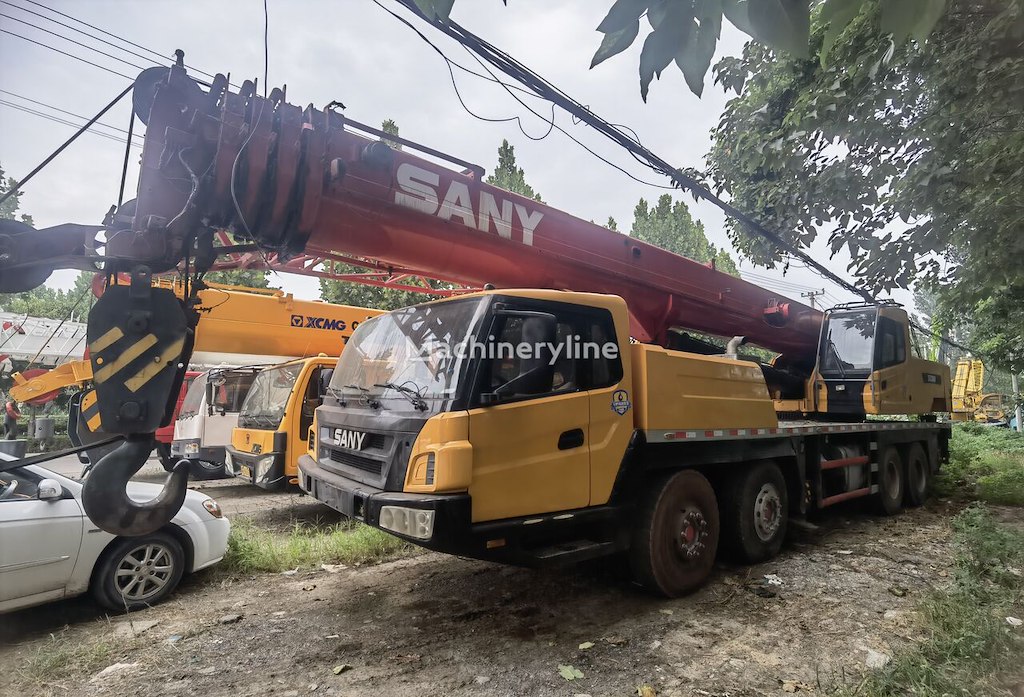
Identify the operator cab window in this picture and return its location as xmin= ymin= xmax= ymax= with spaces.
xmin=876 ymin=317 xmax=907 ymax=369
xmin=484 ymin=305 xmax=622 ymax=404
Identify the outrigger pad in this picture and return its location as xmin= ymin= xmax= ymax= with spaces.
xmin=87 ymin=275 xmax=188 ymax=434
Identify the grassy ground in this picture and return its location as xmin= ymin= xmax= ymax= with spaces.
xmin=845 ymin=424 xmax=1024 ymax=696
xmin=936 ymin=423 xmax=1024 ymax=506
xmin=221 ymin=518 xmax=414 ymax=574
xmin=847 ymin=505 xmax=1024 ymax=696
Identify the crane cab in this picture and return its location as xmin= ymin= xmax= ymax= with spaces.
xmin=791 ymin=303 xmax=950 ymax=418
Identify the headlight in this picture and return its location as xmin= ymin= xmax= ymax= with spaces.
xmin=202 ymin=499 xmax=223 ymax=518
xmin=184 ymin=441 xmax=199 ymax=455
xmin=379 ymin=506 xmax=434 ymax=540
xmin=256 ymin=455 xmax=275 ymax=479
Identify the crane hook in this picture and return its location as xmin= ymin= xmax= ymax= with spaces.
xmin=82 ymin=435 xmax=189 ymax=536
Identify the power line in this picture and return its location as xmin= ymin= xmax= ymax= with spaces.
xmin=0 ymin=0 xmax=166 ymax=70
xmin=0 ymin=82 xmax=136 ymax=206
xmin=0 ymin=100 xmax=138 ymax=147
xmin=0 ymin=29 xmax=134 ymax=80
xmin=0 ymin=89 xmax=143 ymax=141
xmin=15 ymin=0 xmax=219 ymax=81
xmin=0 ymin=11 xmax=150 ymax=73
xmin=390 ymin=0 xmax=874 ymax=303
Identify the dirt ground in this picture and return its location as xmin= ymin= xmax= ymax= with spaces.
xmin=2 ymin=474 xmax=991 ymax=697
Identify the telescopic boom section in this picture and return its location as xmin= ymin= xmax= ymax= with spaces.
xmin=114 ymin=65 xmax=822 ymax=359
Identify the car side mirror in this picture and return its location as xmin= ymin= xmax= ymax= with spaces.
xmin=37 ymin=478 xmax=63 ymax=501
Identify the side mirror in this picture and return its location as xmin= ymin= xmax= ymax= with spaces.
xmin=37 ymin=478 xmax=63 ymax=501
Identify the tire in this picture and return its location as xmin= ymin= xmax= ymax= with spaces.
xmin=876 ymin=446 xmax=904 ymax=516
xmin=155 ymin=442 xmax=175 ymax=472
xmin=629 ymin=470 xmax=720 ymax=597
xmin=903 ymin=443 xmax=930 ymax=508
xmin=91 ymin=531 xmax=185 ymax=612
xmin=720 ymin=461 xmax=788 ymax=564
xmin=188 ymin=460 xmax=227 ymax=480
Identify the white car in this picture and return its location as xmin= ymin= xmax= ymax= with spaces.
xmin=0 ymin=462 xmax=230 ymax=613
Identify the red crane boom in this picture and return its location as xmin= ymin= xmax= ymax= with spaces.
xmin=110 ymin=64 xmax=821 ymax=360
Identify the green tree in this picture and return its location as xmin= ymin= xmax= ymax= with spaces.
xmin=413 ymin=0 xmax=954 ymax=99
xmin=486 ymin=140 xmax=543 ymax=201
xmin=0 ymin=271 xmax=95 ymax=320
xmin=204 ymin=269 xmax=271 ymax=289
xmin=606 ymin=216 xmax=619 ymax=231
xmin=0 ymin=162 xmax=32 ymax=226
xmin=381 ymin=118 xmax=402 ymax=150
xmin=630 ymin=194 xmax=739 ymax=275
xmin=706 ymin=0 xmax=1023 ymax=366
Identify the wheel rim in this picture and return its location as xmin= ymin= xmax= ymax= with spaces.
xmin=196 ymin=460 xmax=222 ymax=472
xmin=753 ymin=482 xmax=783 ymax=542
xmin=114 ymin=542 xmax=175 ymax=603
xmin=675 ymin=507 xmax=710 ymax=562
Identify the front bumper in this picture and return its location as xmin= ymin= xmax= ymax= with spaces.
xmin=171 ymin=439 xmax=224 ymax=464
xmin=226 ymin=446 xmax=286 ymax=490
xmin=298 ymin=454 xmax=474 ymax=554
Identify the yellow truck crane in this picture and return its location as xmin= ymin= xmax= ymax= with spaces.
xmin=0 ymin=58 xmax=950 ymax=590
xmin=951 ymin=358 xmax=1012 ymax=425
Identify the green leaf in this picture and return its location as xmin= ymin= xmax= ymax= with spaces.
xmin=597 ymin=0 xmax=650 ymax=33
xmin=591 ymin=20 xmax=641 ymax=68
xmin=880 ymin=0 xmax=946 ymax=43
xmin=675 ymin=14 xmax=718 ymax=96
xmin=818 ymin=0 xmax=865 ymax=65
xmin=411 ymin=0 xmax=455 ymax=22
xmin=747 ymin=0 xmax=810 ymax=57
xmin=557 ymin=664 xmax=584 ymax=680
xmin=639 ymin=2 xmax=693 ymax=100
xmin=721 ymin=0 xmax=756 ymax=36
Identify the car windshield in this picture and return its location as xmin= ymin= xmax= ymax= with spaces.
xmin=178 ymin=372 xmax=207 ymax=419
xmin=239 ymin=363 xmax=303 ymax=428
xmin=329 ymin=296 xmax=488 ymax=413
xmin=821 ymin=309 xmax=877 ymax=376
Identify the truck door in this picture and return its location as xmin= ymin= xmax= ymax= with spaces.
xmin=466 ymin=304 xmax=595 ymax=522
xmin=872 ymin=313 xmax=911 ymax=413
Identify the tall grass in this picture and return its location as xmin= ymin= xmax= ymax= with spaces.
xmin=848 ymin=506 xmax=1024 ymax=696
xmin=936 ymin=424 xmax=1024 ymax=506
xmin=222 ymin=519 xmax=414 ymax=574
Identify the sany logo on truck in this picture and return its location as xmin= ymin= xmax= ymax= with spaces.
xmin=290 ymin=315 xmax=360 ymax=331
xmin=394 ymin=163 xmax=545 ymax=245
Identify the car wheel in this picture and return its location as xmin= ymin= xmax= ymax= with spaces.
xmin=629 ymin=469 xmax=720 ymax=597
xmin=720 ymin=460 xmax=789 ymax=564
xmin=92 ymin=532 xmax=185 ymax=612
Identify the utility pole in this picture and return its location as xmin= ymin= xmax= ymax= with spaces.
xmin=801 ymin=289 xmax=825 ymax=309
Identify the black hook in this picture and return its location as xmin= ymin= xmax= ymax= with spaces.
xmin=82 ymin=435 xmax=189 ymax=536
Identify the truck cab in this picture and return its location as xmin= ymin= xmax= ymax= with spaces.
xmin=171 ymin=366 xmax=260 ymax=477
xmin=226 ymin=356 xmax=336 ymax=489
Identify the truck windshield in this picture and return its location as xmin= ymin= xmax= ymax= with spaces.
xmin=239 ymin=363 xmax=303 ymax=428
xmin=177 ymin=372 xmax=207 ymax=419
xmin=211 ymin=370 xmax=258 ymax=413
xmin=329 ymin=296 xmax=488 ymax=412
xmin=821 ymin=309 xmax=877 ymax=376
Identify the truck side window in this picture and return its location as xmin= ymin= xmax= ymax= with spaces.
xmin=586 ymin=314 xmax=623 ymax=389
xmin=876 ymin=317 xmax=907 ymax=369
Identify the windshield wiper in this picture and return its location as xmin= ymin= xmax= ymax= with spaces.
xmin=374 ymin=382 xmax=428 ymax=411
xmin=825 ymin=333 xmax=848 ymax=379
xmin=332 ymin=384 xmax=380 ymax=409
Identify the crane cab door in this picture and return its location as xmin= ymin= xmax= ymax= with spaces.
xmin=466 ymin=301 xmax=625 ymax=523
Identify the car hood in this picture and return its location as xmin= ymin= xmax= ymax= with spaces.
xmin=126 ymin=480 xmax=210 ymax=505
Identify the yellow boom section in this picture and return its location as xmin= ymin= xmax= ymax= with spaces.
xmin=9 ymin=281 xmax=382 ymax=402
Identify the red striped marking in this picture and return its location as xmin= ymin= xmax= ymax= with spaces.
xmin=820 ymin=455 xmax=869 ymax=471
xmin=821 ymin=487 xmax=872 ymax=507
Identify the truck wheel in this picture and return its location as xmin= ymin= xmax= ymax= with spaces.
xmin=188 ymin=460 xmax=226 ymax=480
xmin=629 ymin=469 xmax=719 ymax=597
xmin=155 ymin=443 xmax=176 ymax=472
xmin=720 ymin=461 xmax=788 ymax=564
xmin=903 ymin=443 xmax=929 ymax=507
xmin=876 ymin=447 xmax=904 ymax=516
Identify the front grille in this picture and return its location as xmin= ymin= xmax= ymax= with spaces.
xmin=329 ymin=448 xmax=383 ymax=476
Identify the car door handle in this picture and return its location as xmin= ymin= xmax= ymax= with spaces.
xmin=558 ymin=428 xmax=585 ymax=450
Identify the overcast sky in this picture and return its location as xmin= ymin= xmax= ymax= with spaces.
xmin=0 ymin=0 xmax=902 ymax=309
